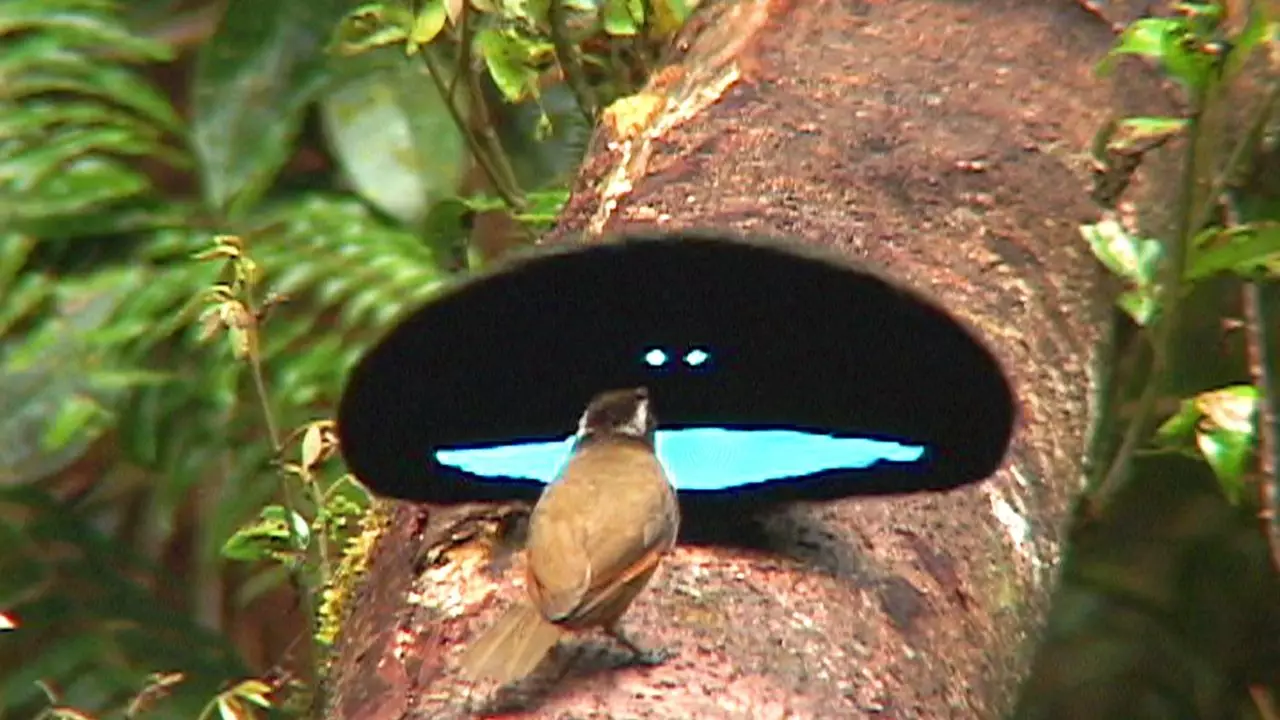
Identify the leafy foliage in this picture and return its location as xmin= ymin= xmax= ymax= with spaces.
xmin=1084 ymin=0 xmax=1280 ymax=506
xmin=1 ymin=0 xmax=689 ymax=715
xmin=0 ymin=0 xmax=183 ymax=235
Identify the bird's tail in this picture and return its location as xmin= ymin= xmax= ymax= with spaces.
xmin=458 ymin=602 xmax=564 ymax=685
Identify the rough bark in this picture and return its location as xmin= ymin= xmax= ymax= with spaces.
xmin=325 ymin=0 xmax=1116 ymax=717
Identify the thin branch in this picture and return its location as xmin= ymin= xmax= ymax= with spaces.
xmin=1241 ymin=259 xmax=1280 ymax=574
xmin=418 ymin=49 xmax=523 ymax=211
xmin=1089 ymin=80 xmax=1211 ymax=512
xmin=462 ymin=42 xmax=527 ymax=211
xmin=240 ymin=284 xmax=326 ymax=710
xmin=549 ymin=0 xmax=597 ymax=124
xmin=249 ymin=354 xmax=281 ymax=451
xmin=449 ymin=3 xmax=473 ymax=101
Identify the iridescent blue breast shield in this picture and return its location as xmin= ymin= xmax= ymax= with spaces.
xmin=337 ymin=231 xmax=1015 ymax=507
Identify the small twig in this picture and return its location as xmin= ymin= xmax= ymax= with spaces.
xmin=418 ymin=50 xmax=520 ymax=211
xmin=309 ymin=472 xmax=333 ymax=580
xmin=462 ymin=42 xmax=527 ymax=211
xmin=240 ymin=287 xmax=326 ymax=710
xmin=549 ymin=0 xmax=597 ymax=124
xmin=248 ymin=355 xmax=281 ymax=452
xmin=449 ymin=4 xmax=473 ymax=102
xmin=1216 ymin=79 xmax=1280 ymax=572
xmin=1241 ymin=257 xmax=1280 ymax=574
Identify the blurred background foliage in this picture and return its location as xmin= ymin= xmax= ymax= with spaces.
xmin=0 ymin=0 xmax=688 ymax=716
xmin=1 ymin=0 xmax=1278 ymax=718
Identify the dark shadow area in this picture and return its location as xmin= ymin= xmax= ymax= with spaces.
xmin=676 ymin=502 xmax=869 ymax=578
xmin=476 ymin=495 xmax=866 ymax=579
xmin=473 ymin=637 xmax=676 ymax=716
xmin=337 ymin=231 xmax=1016 ymax=508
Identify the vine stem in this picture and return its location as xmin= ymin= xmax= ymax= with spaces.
xmin=1090 ymin=41 xmax=1280 ymax=514
xmin=241 ymin=285 xmax=327 ymax=712
xmin=418 ymin=49 xmax=522 ymax=211
xmin=246 ymin=322 xmax=332 ymax=580
xmin=549 ymin=0 xmax=597 ymax=124
xmin=461 ymin=37 xmax=526 ymax=211
xmin=1244 ymin=280 xmax=1280 ymax=573
xmin=1088 ymin=78 xmax=1209 ymax=513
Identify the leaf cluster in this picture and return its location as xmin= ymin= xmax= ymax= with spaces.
xmin=1085 ymin=0 xmax=1280 ymax=508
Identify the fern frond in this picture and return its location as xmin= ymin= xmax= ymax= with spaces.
xmin=0 ymin=484 xmax=245 ymax=717
xmin=135 ymin=195 xmax=444 ymax=416
xmin=56 ymin=197 xmax=445 ymax=546
xmin=0 ymin=0 xmax=185 ymax=232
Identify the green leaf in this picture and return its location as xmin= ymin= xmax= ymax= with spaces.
xmin=0 ymin=126 xmax=164 ymax=186
xmin=1098 ymin=14 xmax=1216 ymax=90
xmin=1101 ymin=17 xmax=1184 ymax=70
xmin=513 ymin=188 xmax=569 ymax=224
xmin=1082 ymin=219 xmax=1163 ymax=285
xmin=319 ymin=53 xmax=470 ymax=226
xmin=1081 ymin=219 xmax=1163 ymax=325
xmin=1196 ymin=385 xmax=1258 ymax=436
xmin=420 ymin=197 xmax=476 ymax=267
xmin=0 ymin=3 xmax=187 ymax=233
xmin=513 ymin=0 xmax=552 ymax=27
xmin=1193 ymin=385 xmax=1258 ymax=504
xmin=0 ymin=266 xmax=145 ymax=482
xmin=1 ymin=156 xmax=150 ymax=224
xmin=225 ymin=679 xmax=273 ymax=709
xmin=191 ymin=0 xmax=349 ymax=216
xmin=1117 ymin=288 xmax=1159 ymax=327
xmin=1159 ymin=37 xmax=1214 ymax=91
xmin=0 ymin=100 xmax=171 ymax=152
xmin=649 ymin=0 xmax=691 ymax=36
xmin=1108 ymin=116 xmax=1188 ymax=151
xmin=0 ymin=36 xmax=184 ymax=133
xmin=602 ymin=0 xmax=643 ymax=36
xmin=458 ymin=194 xmax=508 ymax=213
xmin=220 ymin=505 xmax=310 ymax=562
xmin=40 ymin=394 xmax=108 ymax=452
xmin=331 ymin=3 xmax=414 ymax=56
xmin=407 ymin=0 xmax=449 ymax=53
xmin=1156 ymin=397 xmax=1202 ymax=444
xmin=475 ymin=28 xmax=547 ymax=102
xmin=0 ymin=0 xmax=175 ymax=63
xmin=1185 ymin=222 xmax=1280 ymax=280
xmin=1197 ymin=427 xmax=1252 ymax=504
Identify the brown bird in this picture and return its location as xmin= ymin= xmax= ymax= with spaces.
xmin=459 ymin=386 xmax=680 ymax=685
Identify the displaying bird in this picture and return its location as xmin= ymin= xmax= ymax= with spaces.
xmin=459 ymin=387 xmax=680 ymax=685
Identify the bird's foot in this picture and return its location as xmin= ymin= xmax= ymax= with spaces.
xmin=606 ymin=625 xmax=675 ymax=666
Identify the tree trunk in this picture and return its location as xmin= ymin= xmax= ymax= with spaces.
xmin=325 ymin=0 xmax=1118 ymax=717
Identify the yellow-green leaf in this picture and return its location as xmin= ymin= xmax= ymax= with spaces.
xmin=408 ymin=0 xmax=449 ymax=53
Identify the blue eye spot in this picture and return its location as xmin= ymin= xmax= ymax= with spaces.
xmin=644 ymin=348 xmax=669 ymax=367
xmin=684 ymin=349 xmax=710 ymax=367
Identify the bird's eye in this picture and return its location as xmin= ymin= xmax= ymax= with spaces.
xmin=684 ymin=349 xmax=710 ymax=367
xmin=643 ymin=348 xmax=669 ymax=367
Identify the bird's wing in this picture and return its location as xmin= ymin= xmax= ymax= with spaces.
xmin=526 ymin=442 xmax=675 ymax=623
